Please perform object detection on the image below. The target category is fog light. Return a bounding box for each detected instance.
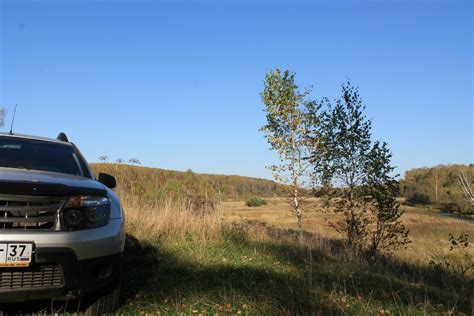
[63,209,83,228]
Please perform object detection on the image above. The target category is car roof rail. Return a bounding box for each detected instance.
[57,132,69,142]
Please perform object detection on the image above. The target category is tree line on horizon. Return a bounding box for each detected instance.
[90,163,290,211]
[400,164,474,214]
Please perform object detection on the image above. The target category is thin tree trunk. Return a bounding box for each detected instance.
[297,213,303,242]
[347,189,355,247]
[294,185,304,243]
[290,133,304,243]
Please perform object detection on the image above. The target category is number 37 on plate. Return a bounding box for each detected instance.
[0,243,33,267]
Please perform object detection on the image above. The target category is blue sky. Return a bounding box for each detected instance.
[0,0,472,179]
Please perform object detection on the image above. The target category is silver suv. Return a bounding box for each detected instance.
[0,132,125,314]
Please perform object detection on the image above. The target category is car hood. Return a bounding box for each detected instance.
[0,167,107,196]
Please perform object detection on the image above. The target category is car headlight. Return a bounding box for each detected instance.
[62,195,110,231]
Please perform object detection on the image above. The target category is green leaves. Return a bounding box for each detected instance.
[261,68,311,156]
[260,68,325,240]
[307,81,409,258]
[260,71,410,256]
[260,68,316,183]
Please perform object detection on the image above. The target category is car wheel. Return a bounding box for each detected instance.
[83,287,120,316]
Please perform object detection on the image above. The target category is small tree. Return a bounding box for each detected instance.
[365,141,410,258]
[260,68,321,241]
[316,82,372,251]
[99,155,109,163]
[129,158,141,166]
[314,82,409,257]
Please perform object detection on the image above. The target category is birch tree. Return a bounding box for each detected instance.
[260,68,321,241]
[458,170,474,206]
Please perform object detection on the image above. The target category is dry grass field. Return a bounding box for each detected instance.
[222,198,474,264]
[112,198,474,314]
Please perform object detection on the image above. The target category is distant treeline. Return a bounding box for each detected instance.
[400,164,474,214]
[90,163,289,209]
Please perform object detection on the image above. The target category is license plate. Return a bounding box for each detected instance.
[0,243,33,267]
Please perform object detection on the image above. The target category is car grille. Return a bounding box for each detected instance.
[0,195,65,230]
[0,264,64,290]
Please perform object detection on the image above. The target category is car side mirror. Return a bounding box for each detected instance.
[98,173,116,189]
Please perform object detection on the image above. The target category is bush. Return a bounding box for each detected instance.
[407,192,431,205]
[246,196,267,207]
[404,185,431,205]
[321,195,333,208]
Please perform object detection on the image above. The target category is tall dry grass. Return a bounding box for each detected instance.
[124,200,222,244]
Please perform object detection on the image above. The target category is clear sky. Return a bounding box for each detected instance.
[0,0,472,179]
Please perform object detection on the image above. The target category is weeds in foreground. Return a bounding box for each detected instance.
[430,233,474,278]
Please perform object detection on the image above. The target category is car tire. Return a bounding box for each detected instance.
[83,287,120,316]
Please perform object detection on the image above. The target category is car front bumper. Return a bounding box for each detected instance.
[0,248,122,303]
[0,218,125,303]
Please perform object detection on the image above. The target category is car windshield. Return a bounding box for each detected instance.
[0,136,87,177]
